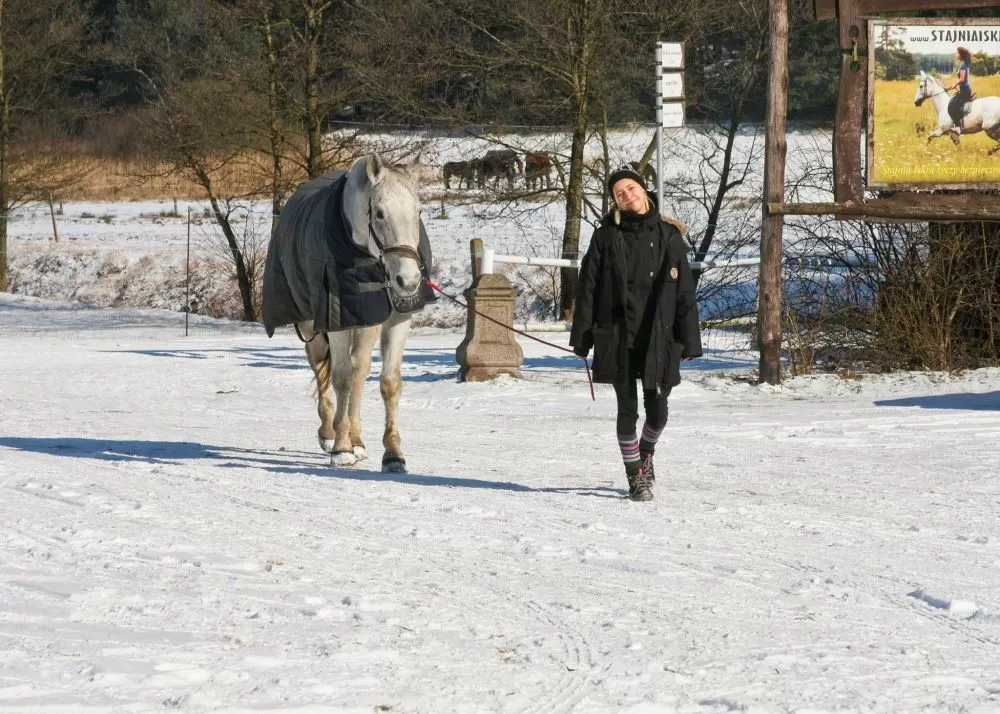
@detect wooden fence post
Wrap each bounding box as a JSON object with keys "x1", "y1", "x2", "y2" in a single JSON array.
[
  {"x1": 469, "y1": 238, "x2": 483, "y2": 282},
  {"x1": 759, "y1": 0, "x2": 788, "y2": 385}
]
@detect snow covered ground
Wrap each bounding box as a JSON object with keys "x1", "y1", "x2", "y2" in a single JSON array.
[
  {"x1": 2, "y1": 129, "x2": 998, "y2": 711},
  {"x1": 3, "y1": 293, "x2": 1000, "y2": 713}
]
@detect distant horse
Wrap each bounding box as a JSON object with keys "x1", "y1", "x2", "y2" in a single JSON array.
[
  {"x1": 914, "y1": 71, "x2": 1000, "y2": 153},
  {"x1": 443, "y1": 160, "x2": 478, "y2": 190},
  {"x1": 261, "y1": 155, "x2": 434, "y2": 472},
  {"x1": 478, "y1": 149, "x2": 522, "y2": 190},
  {"x1": 524, "y1": 152, "x2": 554, "y2": 190}
]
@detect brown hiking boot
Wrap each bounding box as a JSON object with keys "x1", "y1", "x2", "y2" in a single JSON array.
[
  {"x1": 640, "y1": 451, "x2": 655, "y2": 486},
  {"x1": 625, "y1": 462, "x2": 653, "y2": 502}
]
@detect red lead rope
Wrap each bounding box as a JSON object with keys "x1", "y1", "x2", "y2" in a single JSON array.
[{"x1": 424, "y1": 280, "x2": 595, "y2": 401}]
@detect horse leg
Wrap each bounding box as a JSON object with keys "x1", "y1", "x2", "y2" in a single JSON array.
[
  {"x1": 326, "y1": 330, "x2": 359, "y2": 466},
  {"x1": 347, "y1": 325, "x2": 379, "y2": 460},
  {"x1": 985, "y1": 126, "x2": 1000, "y2": 156},
  {"x1": 378, "y1": 312, "x2": 412, "y2": 473},
  {"x1": 300, "y1": 320, "x2": 339, "y2": 455}
]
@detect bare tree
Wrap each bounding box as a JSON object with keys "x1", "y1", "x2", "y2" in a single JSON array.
[
  {"x1": 109, "y1": 1, "x2": 269, "y2": 320},
  {"x1": 0, "y1": 0, "x2": 90, "y2": 292},
  {"x1": 361, "y1": 0, "x2": 635, "y2": 320}
]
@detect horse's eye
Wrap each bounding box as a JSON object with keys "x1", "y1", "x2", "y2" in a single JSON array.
[{"x1": 375, "y1": 209, "x2": 385, "y2": 221}]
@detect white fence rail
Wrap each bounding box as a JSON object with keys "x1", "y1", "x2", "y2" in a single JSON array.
[{"x1": 478, "y1": 247, "x2": 761, "y2": 274}]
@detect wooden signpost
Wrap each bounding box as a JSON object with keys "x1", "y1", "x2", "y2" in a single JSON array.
[{"x1": 760, "y1": 0, "x2": 1000, "y2": 384}]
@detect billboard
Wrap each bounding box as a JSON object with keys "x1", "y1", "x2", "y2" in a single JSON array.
[{"x1": 868, "y1": 19, "x2": 1000, "y2": 189}]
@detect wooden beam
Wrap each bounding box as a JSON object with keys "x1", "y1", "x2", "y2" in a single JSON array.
[
  {"x1": 814, "y1": 0, "x2": 1000, "y2": 17},
  {"x1": 859, "y1": 0, "x2": 1000, "y2": 12},
  {"x1": 833, "y1": 0, "x2": 865, "y2": 204},
  {"x1": 769, "y1": 195, "x2": 1000, "y2": 221},
  {"x1": 813, "y1": 0, "x2": 837, "y2": 20},
  {"x1": 760, "y1": 0, "x2": 789, "y2": 386}
]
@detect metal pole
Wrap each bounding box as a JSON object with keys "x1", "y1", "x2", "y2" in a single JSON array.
[
  {"x1": 48, "y1": 194, "x2": 59, "y2": 243},
  {"x1": 656, "y1": 126, "x2": 664, "y2": 214},
  {"x1": 185, "y1": 206, "x2": 191, "y2": 337},
  {"x1": 655, "y1": 42, "x2": 664, "y2": 212}
]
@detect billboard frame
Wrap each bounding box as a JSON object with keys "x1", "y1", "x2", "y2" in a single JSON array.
[{"x1": 866, "y1": 17, "x2": 1000, "y2": 191}]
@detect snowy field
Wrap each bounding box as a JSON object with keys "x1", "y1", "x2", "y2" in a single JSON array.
[
  {"x1": 5, "y1": 125, "x2": 835, "y2": 326},
  {"x1": 3, "y1": 128, "x2": 1000, "y2": 711},
  {"x1": 3, "y1": 293, "x2": 1000, "y2": 712}
]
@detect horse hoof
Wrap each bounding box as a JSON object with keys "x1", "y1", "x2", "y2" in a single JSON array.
[
  {"x1": 382, "y1": 458, "x2": 407, "y2": 474},
  {"x1": 330, "y1": 451, "x2": 358, "y2": 467},
  {"x1": 353, "y1": 445, "x2": 369, "y2": 461},
  {"x1": 317, "y1": 434, "x2": 337, "y2": 455}
]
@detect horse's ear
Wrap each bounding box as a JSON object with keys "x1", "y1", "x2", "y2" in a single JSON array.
[
  {"x1": 920, "y1": 70, "x2": 926, "y2": 78},
  {"x1": 366, "y1": 154, "x2": 386, "y2": 185}
]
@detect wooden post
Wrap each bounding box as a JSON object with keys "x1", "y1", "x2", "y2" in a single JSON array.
[
  {"x1": 185, "y1": 207, "x2": 191, "y2": 336},
  {"x1": 759, "y1": 0, "x2": 789, "y2": 385},
  {"x1": 469, "y1": 238, "x2": 483, "y2": 282},
  {"x1": 48, "y1": 194, "x2": 59, "y2": 243},
  {"x1": 833, "y1": 0, "x2": 864, "y2": 204}
]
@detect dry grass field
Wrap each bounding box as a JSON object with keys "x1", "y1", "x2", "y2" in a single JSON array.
[
  {"x1": 55, "y1": 154, "x2": 308, "y2": 202},
  {"x1": 871, "y1": 73, "x2": 1000, "y2": 185}
]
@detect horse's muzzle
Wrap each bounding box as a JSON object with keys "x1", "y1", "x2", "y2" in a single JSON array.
[{"x1": 914, "y1": 98, "x2": 924, "y2": 107}]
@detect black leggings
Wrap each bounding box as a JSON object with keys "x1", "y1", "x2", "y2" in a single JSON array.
[
  {"x1": 949, "y1": 87, "x2": 972, "y2": 126},
  {"x1": 613, "y1": 379, "x2": 670, "y2": 436}
]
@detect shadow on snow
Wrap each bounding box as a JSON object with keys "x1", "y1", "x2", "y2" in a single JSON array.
[
  {"x1": 106, "y1": 343, "x2": 747, "y2": 379},
  {"x1": 0, "y1": 436, "x2": 624, "y2": 499},
  {"x1": 874, "y1": 391, "x2": 1000, "y2": 411}
]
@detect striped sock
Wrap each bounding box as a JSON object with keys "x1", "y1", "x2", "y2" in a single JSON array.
[
  {"x1": 617, "y1": 433, "x2": 640, "y2": 465},
  {"x1": 639, "y1": 422, "x2": 664, "y2": 455}
]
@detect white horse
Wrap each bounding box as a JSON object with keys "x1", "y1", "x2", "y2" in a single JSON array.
[
  {"x1": 262, "y1": 155, "x2": 428, "y2": 472},
  {"x1": 914, "y1": 70, "x2": 1000, "y2": 153}
]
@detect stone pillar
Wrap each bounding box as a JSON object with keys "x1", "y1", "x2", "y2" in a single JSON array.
[{"x1": 456, "y1": 273, "x2": 524, "y2": 381}]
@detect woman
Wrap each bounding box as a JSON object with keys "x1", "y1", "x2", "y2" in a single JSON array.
[
  {"x1": 948, "y1": 46, "x2": 973, "y2": 133},
  {"x1": 570, "y1": 166, "x2": 702, "y2": 502}
]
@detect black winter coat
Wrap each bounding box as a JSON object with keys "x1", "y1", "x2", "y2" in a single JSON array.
[{"x1": 569, "y1": 203, "x2": 703, "y2": 390}]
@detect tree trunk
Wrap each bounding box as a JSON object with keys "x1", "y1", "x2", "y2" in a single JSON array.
[
  {"x1": 194, "y1": 166, "x2": 256, "y2": 322},
  {"x1": 304, "y1": 0, "x2": 325, "y2": 179},
  {"x1": 258, "y1": 1, "x2": 284, "y2": 228},
  {"x1": 0, "y1": 0, "x2": 8, "y2": 293},
  {"x1": 559, "y1": 8, "x2": 591, "y2": 322}
]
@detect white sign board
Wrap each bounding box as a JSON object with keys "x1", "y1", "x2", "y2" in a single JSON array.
[
  {"x1": 657, "y1": 102, "x2": 685, "y2": 128},
  {"x1": 656, "y1": 42, "x2": 684, "y2": 70},
  {"x1": 657, "y1": 72, "x2": 684, "y2": 101}
]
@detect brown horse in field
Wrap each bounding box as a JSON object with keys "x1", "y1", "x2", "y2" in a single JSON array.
[
  {"x1": 478, "y1": 149, "x2": 522, "y2": 190},
  {"x1": 443, "y1": 160, "x2": 479, "y2": 190},
  {"x1": 524, "y1": 152, "x2": 553, "y2": 190}
]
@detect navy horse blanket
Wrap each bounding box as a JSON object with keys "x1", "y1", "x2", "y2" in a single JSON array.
[{"x1": 261, "y1": 172, "x2": 434, "y2": 337}]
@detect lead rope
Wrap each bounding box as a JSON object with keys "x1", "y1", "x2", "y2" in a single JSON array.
[{"x1": 424, "y1": 279, "x2": 595, "y2": 401}]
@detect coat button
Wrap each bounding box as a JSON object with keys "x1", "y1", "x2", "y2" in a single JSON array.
[
  {"x1": 649, "y1": 271, "x2": 654, "y2": 277},
  {"x1": 650, "y1": 242, "x2": 654, "y2": 247}
]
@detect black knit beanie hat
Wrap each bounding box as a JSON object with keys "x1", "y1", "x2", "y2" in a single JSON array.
[{"x1": 606, "y1": 165, "x2": 646, "y2": 196}]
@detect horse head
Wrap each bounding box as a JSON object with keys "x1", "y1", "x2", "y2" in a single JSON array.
[
  {"x1": 343, "y1": 154, "x2": 423, "y2": 300},
  {"x1": 914, "y1": 70, "x2": 933, "y2": 107}
]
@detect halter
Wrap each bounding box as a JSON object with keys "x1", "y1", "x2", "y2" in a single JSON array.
[
  {"x1": 368, "y1": 193, "x2": 423, "y2": 267},
  {"x1": 366, "y1": 192, "x2": 426, "y2": 314}
]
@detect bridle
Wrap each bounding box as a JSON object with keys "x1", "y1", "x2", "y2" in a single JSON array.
[
  {"x1": 918, "y1": 78, "x2": 953, "y2": 102},
  {"x1": 368, "y1": 193, "x2": 423, "y2": 269}
]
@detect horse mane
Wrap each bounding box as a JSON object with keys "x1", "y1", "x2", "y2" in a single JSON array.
[{"x1": 925, "y1": 73, "x2": 944, "y2": 89}]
